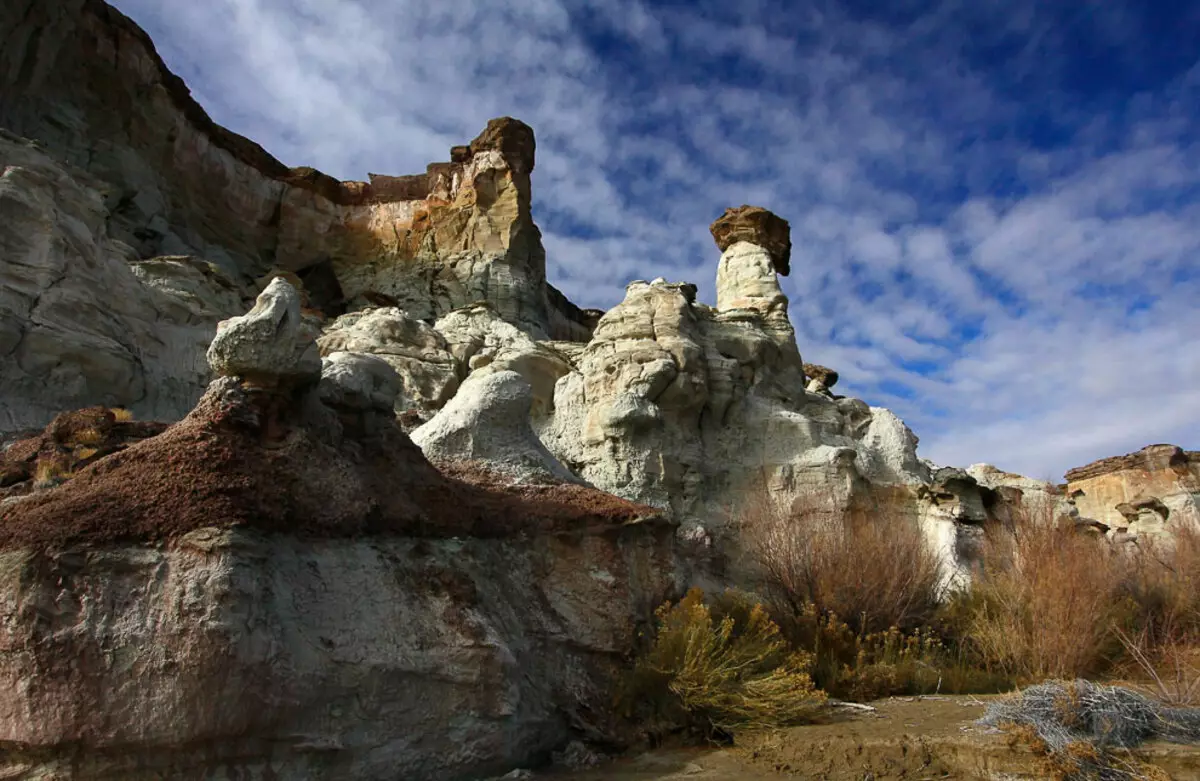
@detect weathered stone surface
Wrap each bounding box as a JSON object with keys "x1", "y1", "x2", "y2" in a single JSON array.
[
  {"x1": 412, "y1": 371, "x2": 579, "y2": 485},
  {"x1": 318, "y1": 352, "x2": 401, "y2": 413},
  {"x1": 434, "y1": 304, "x2": 575, "y2": 422},
  {"x1": 206, "y1": 278, "x2": 322, "y2": 384},
  {"x1": 539, "y1": 278, "x2": 921, "y2": 532},
  {"x1": 854, "y1": 408, "x2": 931, "y2": 486},
  {"x1": 1065, "y1": 444, "x2": 1200, "y2": 534},
  {"x1": 709, "y1": 205, "x2": 792, "y2": 275},
  {"x1": 0, "y1": 131, "x2": 243, "y2": 433},
  {"x1": 317, "y1": 307, "x2": 459, "y2": 414},
  {"x1": 0, "y1": 526, "x2": 671, "y2": 780}
]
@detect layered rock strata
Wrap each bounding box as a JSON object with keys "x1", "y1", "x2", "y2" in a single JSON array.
[
  {"x1": 1, "y1": 0, "x2": 594, "y2": 434},
  {"x1": 0, "y1": 281, "x2": 672, "y2": 780}
]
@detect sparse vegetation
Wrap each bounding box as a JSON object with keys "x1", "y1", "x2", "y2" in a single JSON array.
[
  {"x1": 628, "y1": 496, "x2": 1200, "y2": 757},
  {"x1": 622, "y1": 588, "x2": 825, "y2": 739},
  {"x1": 741, "y1": 492, "x2": 944, "y2": 636},
  {"x1": 33, "y1": 455, "x2": 73, "y2": 486}
]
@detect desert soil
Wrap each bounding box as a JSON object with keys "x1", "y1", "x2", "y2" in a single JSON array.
[{"x1": 544, "y1": 695, "x2": 1200, "y2": 780}]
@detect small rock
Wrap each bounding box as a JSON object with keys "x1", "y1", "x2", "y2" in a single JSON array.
[
  {"x1": 318, "y1": 352, "x2": 402, "y2": 412},
  {"x1": 709, "y1": 205, "x2": 792, "y2": 275},
  {"x1": 206, "y1": 277, "x2": 322, "y2": 383}
]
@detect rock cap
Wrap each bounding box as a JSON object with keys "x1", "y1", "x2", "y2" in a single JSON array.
[
  {"x1": 468, "y1": 117, "x2": 536, "y2": 175},
  {"x1": 710, "y1": 205, "x2": 792, "y2": 275},
  {"x1": 803, "y1": 363, "x2": 839, "y2": 388}
]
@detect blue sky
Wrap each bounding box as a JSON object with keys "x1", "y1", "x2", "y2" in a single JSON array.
[{"x1": 110, "y1": 0, "x2": 1200, "y2": 479}]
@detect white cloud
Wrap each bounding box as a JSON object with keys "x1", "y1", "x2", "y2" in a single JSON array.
[{"x1": 109, "y1": 0, "x2": 1200, "y2": 479}]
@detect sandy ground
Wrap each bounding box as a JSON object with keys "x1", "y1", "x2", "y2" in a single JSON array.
[{"x1": 541, "y1": 695, "x2": 1200, "y2": 780}]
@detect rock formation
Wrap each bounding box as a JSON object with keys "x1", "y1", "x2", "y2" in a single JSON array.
[
  {"x1": 709, "y1": 205, "x2": 792, "y2": 276},
  {"x1": 412, "y1": 370, "x2": 581, "y2": 485},
  {"x1": 1065, "y1": 444, "x2": 1200, "y2": 539},
  {"x1": 0, "y1": 0, "x2": 594, "y2": 435},
  {"x1": 0, "y1": 280, "x2": 671, "y2": 780},
  {"x1": 803, "y1": 362, "x2": 839, "y2": 396},
  {"x1": 3, "y1": 3, "x2": 1197, "y2": 776}
]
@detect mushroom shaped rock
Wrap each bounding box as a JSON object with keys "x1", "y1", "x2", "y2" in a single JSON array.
[
  {"x1": 318, "y1": 352, "x2": 402, "y2": 413},
  {"x1": 803, "y1": 363, "x2": 839, "y2": 389},
  {"x1": 411, "y1": 370, "x2": 580, "y2": 484},
  {"x1": 709, "y1": 205, "x2": 792, "y2": 275},
  {"x1": 206, "y1": 277, "x2": 322, "y2": 383}
]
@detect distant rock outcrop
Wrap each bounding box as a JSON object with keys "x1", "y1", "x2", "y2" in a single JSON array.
[{"x1": 1065, "y1": 444, "x2": 1200, "y2": 538}]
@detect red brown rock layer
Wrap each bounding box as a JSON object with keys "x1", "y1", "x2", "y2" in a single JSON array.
[{"x1": 0, "y1": 380, "x2": 662, "y2": 550}]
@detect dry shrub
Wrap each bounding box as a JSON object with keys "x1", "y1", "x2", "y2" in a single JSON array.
[
  {"x1": 1120, "y1": 526, "x2": 1200, "y2": 646},
  {"x1": 623, "y1": 588, "x2": 825, "y2": 738},
  {"x1": 742, "y1": 492, "x2": 944, "y2": 635},
  {"x1": 957, "y1": 518, "x2": 1134, "y2": 681},
  {"x1": 109, "y1": 407, "x2": 134, "y2": 422},
  {"x1": 1113, "y1": 526, "x2": 1200, "y2": 703},
  {"x1": 33, "y1": 455, "x2": 74, "y2": 486},
  {"x1": 1116, "y1": 627, "x2": 1200, "y2": 707},
  {"x1": 69, "y1": 426, "x2": 105, "y2": 447}
]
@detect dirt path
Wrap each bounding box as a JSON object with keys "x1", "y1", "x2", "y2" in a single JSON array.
[{"x1": 544, "y1": 696, "x2": 1200, "y2": 780}]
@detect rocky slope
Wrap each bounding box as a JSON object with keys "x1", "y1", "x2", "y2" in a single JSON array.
[{"x1": 0, "y1": 280, "x2": 672, "y2": 781}]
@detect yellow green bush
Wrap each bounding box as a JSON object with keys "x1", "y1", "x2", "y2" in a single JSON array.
[{"x1": 624, "y1": 588, "x2": 825, "y2": 737}]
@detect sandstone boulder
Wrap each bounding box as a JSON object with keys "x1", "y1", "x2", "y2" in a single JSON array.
[
  {"x1": 412, "y1": 371, "x2": 580, "y2": 484},
  {"x1": 318, "y1": 352, "x2": 402, "y2": 413},
  {"x1": 317, "y1": 307, "x2": 459, "y2": 414},
  {"x1": 206, "y1": 277, "x2": 322, "y2": 384},
  {"x1": 804, "y1": 362, "x2": 840, "y2": 395}
]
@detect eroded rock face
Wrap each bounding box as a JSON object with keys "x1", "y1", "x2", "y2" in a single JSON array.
[
  {"x1": 538, "y1": 274, "x2": 946, "y2": 571},
  {"x1": 434, "y1": 303, "x2": 575, "y2": 423},
  {"x1": 317, "y1": 307, "x2": 460, "y2": 415},
  {"x1": 1065, "y1": 444, "x2": 1200, "y2": 537},
  {"x1": 0, "y1": 131, "x2": 245, "y2": 432}
]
